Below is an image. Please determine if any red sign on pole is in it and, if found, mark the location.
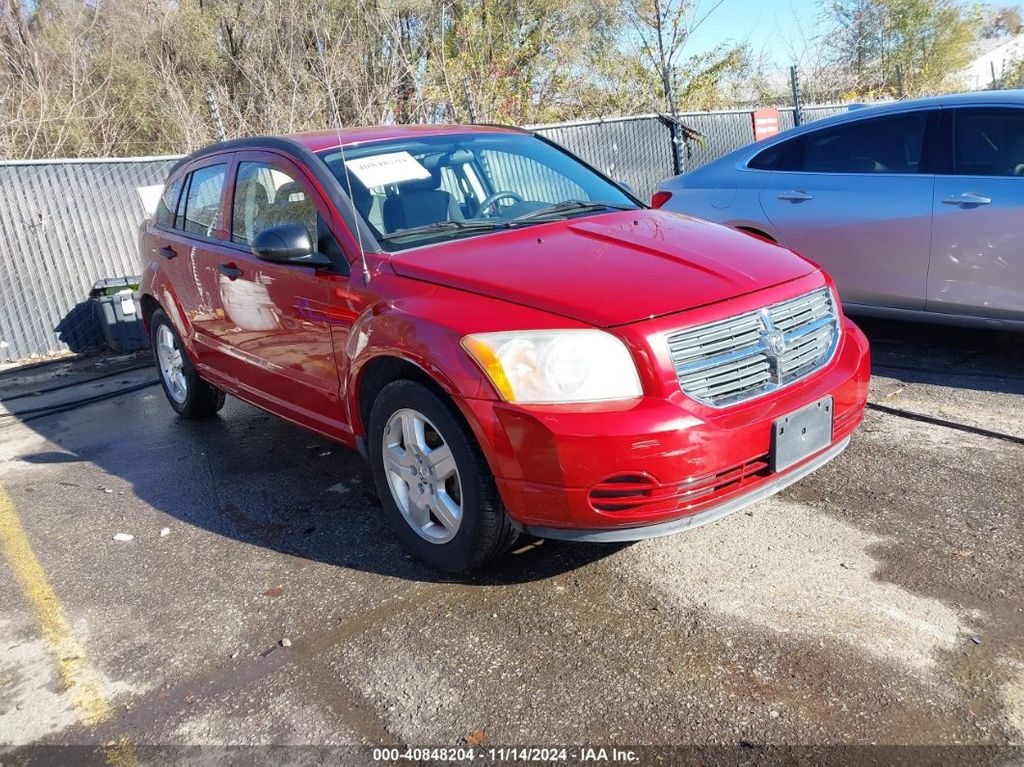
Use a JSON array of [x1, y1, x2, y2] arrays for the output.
[[752, 108, 781, 142]]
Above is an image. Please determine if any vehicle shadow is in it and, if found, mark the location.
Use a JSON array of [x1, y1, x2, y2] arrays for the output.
[[5, 316, 1018, 586], [853, 315, 1024, 396], [0, 360, 628, 586]]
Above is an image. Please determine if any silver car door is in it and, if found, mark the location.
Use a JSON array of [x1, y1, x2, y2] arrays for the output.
[[757, 110, 935, 310], [929, 106, 1024, 321]]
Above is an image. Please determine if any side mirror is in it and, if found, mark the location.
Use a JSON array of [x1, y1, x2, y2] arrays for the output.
[[251, 224, 331, 268]]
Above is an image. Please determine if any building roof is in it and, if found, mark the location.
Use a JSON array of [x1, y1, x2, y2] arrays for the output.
[[970, 33, 1024, 61]]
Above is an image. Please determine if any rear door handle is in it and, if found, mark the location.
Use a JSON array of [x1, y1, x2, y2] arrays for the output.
[[217, 263, 243, 279], [942, 193, 992, 206], [777, 190, 814, 201], [159, 246, 177, 260]]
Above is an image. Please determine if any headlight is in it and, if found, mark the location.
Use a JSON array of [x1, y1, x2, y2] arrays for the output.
[[461, 330, 643, 404]]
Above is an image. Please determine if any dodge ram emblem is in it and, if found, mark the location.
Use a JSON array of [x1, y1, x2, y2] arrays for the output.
[[763, 329, 787, 358]]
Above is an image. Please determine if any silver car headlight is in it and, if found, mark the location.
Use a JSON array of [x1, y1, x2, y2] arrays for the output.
[[462, 329, 643, 404]]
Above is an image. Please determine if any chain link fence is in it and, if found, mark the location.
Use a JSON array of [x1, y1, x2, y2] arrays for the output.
[[532, 115, 676, 202], [0, 103, 858, 363], [537, 104, 854, 188]]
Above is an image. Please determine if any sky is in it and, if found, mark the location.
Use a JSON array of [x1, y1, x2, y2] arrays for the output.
[[684, 0, 1024, 69]]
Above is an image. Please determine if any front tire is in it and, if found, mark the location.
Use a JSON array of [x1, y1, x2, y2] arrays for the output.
[[368, 380, 517, 573], [150, 308, 225, 419]]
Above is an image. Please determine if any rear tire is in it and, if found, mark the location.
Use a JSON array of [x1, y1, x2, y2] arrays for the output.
[[368, 380, 518, 573], [150, 308, 225, 419]]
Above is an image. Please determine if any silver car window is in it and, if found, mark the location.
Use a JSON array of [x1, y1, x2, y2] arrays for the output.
[[954, 108, 1024, 177], [750, 113, 927, 174], [802, 113, 925, 174]]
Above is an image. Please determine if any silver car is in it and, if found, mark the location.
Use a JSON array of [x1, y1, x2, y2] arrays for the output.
[[656, 91, 1024, 330]]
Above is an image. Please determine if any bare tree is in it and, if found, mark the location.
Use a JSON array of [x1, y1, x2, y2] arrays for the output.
[[621, 0, 747, 114]]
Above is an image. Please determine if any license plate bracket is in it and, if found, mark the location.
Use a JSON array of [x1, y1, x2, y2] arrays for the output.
[[770, 396, 834, 473]]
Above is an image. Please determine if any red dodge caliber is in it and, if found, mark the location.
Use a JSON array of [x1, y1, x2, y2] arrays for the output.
[[139, 125, 870, 572]]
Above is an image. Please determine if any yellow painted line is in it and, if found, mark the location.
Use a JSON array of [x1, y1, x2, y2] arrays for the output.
[[0, 484, 113, 726]]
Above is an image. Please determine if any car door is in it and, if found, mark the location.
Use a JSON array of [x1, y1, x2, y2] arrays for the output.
[[928, 106, 1024, 320], [197, 151, 349, 434], [144, 172, 193, 315], [149, 159, 232, 349], [757, 110, 936, 310]]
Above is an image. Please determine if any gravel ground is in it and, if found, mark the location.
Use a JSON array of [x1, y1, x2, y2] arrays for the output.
[[0, 318, 1021, 756]]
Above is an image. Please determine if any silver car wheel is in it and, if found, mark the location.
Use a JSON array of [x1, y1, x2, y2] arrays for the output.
[[382, 407, 463, 544], [156, 324, 188, 404]]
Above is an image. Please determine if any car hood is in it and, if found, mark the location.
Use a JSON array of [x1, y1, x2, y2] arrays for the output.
[[388, 210, 817, 327]]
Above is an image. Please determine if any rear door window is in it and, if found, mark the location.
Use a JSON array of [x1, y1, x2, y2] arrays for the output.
[[182, 164, 227, 237], [801, 113, 926, 174], [954, 108, 1024, 176]]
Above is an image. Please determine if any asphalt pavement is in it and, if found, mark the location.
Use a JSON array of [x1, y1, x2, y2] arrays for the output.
[[0, 318, 1022, 757]]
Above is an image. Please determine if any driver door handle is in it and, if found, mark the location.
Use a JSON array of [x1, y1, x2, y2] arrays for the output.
[[217, 263, 243, 279], [942, 193, 991, 206], [159, 246, 177, 260], [777, 190, 814, 201]]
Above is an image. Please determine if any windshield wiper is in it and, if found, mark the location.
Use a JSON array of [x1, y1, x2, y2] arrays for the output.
[[380, 219, 509, 242], [512, 200, 638, 222]]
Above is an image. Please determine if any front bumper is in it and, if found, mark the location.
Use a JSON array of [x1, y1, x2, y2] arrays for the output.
[[460, 315, 870, 536], [524, 436, 849, 542]]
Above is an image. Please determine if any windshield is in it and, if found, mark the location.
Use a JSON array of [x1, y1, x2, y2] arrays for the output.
[[318, 132, 640, 251]]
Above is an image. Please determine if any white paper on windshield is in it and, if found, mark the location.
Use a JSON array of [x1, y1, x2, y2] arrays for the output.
[[345, 151, 430, 188]]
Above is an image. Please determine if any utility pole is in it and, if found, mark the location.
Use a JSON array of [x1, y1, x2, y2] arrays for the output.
[[206, 86, 227, 142]]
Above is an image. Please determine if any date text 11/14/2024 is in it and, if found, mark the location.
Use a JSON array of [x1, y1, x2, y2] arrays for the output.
[[371, 746, 640, 762]]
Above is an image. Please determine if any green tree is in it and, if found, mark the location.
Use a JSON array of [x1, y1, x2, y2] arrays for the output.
[[428, 0, 621, 124], [828, 0, 979, 98]]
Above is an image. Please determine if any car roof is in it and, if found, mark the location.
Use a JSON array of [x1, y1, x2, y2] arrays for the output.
[[287, 123, 527, 153], [803, 89, 1024, 129], [689, 90, 1024, 173], [169, 124, 529, 177]]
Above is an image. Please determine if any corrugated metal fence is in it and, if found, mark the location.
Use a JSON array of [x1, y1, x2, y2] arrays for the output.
[[0, 103, 854, 362], [0, 157, 179, 362]]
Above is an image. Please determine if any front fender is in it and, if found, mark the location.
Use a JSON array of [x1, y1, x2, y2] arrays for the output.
[[343, 306, 493, 423], [341, 283, 588, 440]]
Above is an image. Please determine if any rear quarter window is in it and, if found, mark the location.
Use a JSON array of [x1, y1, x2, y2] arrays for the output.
[[748, 136, 805, 171], [155, 176, 184, 227]]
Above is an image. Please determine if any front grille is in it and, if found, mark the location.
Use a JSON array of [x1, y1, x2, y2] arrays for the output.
[[667, 288, 840, 407]]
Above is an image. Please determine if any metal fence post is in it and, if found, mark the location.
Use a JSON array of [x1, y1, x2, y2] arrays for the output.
[[669, 118, 684, 176], [790, 66, 803, 127], [206, 87, 227, 142]]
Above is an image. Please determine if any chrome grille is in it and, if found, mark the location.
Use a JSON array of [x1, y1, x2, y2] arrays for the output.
[[667, 288, 840, 407]]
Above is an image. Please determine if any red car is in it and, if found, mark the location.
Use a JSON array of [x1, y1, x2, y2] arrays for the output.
[[139, 125, 870, 572]]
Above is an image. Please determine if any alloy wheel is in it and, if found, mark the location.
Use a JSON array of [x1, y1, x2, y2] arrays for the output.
[[382, 407, 463, 544], [156, 324, 188, 404]]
